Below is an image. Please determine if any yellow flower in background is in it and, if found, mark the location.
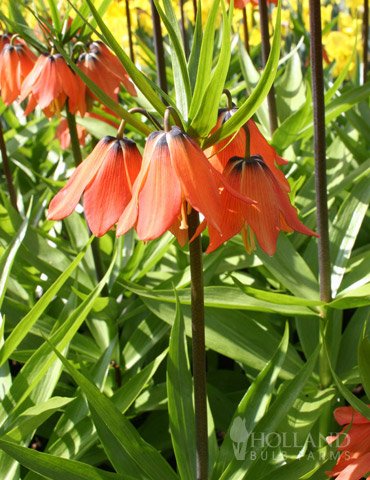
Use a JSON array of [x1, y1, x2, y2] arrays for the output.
[[323, 29, 360, 77]]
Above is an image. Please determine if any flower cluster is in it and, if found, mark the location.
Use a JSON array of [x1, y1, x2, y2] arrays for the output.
[[0, 37, 135, 118], [47, 104, 317, 255]]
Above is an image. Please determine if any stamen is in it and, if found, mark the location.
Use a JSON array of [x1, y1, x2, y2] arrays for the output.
[[180, 201, 189, 230]]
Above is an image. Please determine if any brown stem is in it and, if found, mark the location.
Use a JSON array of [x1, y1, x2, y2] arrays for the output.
[[258, 0, 278, 134], [363, 0, 369, 84], [0, 120, 18, 212], [309, 0, 331, 304], [125, 0, 135, 63], [242, 7, 250, 54], [179, 0, 189, 58], [192, 0, 197, 23], [149, 0, 168, 99], [188, 210, 208, 480]]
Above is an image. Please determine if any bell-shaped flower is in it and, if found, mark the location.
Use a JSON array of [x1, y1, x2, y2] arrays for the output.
[[0, 42, 36, 105], [48, 135, 142, 236], [116, 126, 223, 243], [205, 154, 318, 256], [19, 53, 82, 118], [205, 108, 290, 192]]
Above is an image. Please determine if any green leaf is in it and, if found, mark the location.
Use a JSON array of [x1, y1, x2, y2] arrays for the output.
[[329, 283, 370, 309], [46, 0, 61, 35], [123, 282, 318, 316], [0, 237, 93, 368], [0, 249, 116, 431], [330, 176, 370, 297], [0, 439, 130, 480], [188, 0, 231, 138], [153, 0, 191, 118], [188, 0, 220, 122], [255, 235, 320, 300], [327, 344, 370, 422], [1, 397, 73, 442], [0, 200, 31, 310], [358, 334, 370, 400], [211, 323, 289, 480], [188, 0, 203, 92], [167, 292, 196, 480], [47, 345, 178, 480], [203, 0, 281, 148]]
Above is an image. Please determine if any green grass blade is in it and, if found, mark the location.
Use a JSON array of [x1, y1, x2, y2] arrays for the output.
[[0, 200, 31, 310], [0, 237, 93, 368], [167, 292, 196, 480], [0, 439, 130, 480], [46, 345, 178, 480]]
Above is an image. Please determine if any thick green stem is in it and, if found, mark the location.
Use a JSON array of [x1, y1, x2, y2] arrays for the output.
[[125, 0, 135, 63], [149, 0, 168, 99], [0, 120, 18, 212], [363, 0, 369, 84], [65, 109, 107, 293], [188, 210, 208, 480], [258, 0, 278, 135], [242, 8, 250, 54]]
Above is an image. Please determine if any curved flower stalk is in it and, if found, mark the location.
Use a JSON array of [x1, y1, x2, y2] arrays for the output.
[[116, 126, 222, 244], [0, 41, 36, 105], [19, 53, 84, 118], [326, 406, 370, 480], [48, 135, 142, 236]]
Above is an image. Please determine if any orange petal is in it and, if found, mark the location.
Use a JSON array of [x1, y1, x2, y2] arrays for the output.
[[116, 132, 162, 237], [334, 406, 370, 426], [136, 135, 182, 241], [48, 136, 115, 221], [55, 55, 79, 113], [83, 139, 141, 236], [32, 55, 62, 109], [19, 53, 48, 102], [167, 127, 221, 232]]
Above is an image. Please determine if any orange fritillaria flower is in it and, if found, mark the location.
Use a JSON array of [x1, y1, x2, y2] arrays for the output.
[[19, 53, 83, 118], [48, 135, 142, 236], [326, 406, 370, 480], [116, 126, 223, 244], [0, 42, 36, 105], [76, 42, 136, 105], [205, 154, 318, 255], [205, 107, 290, 192]]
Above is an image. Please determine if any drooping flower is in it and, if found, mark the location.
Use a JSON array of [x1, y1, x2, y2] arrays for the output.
[[205, 107, 290, 192], [0, 33, 11, 55], [204, 154, 318, 255], [76, 41, 136, 106], [116, 126, 223, 244], [326, 405, 370, 480], [19, 53, 83, 118], [0, 42, 36, 105], [48, 135, 142, 236]]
